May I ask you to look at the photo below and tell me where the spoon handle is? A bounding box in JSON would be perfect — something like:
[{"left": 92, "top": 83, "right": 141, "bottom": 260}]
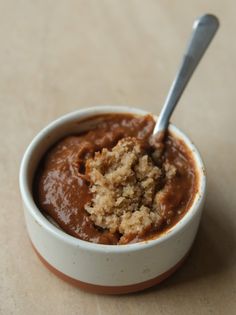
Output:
[{"left": 153, "top": 14, "right": 219, "bottom": 136}]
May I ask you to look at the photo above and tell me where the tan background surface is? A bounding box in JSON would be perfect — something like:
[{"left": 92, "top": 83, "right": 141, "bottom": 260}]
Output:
[{"left": 0, "top": 0, "right": 235, "bottom": 314}]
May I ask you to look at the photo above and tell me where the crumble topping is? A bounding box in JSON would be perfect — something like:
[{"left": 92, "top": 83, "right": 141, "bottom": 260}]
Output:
[{"left": 85, "top": 137, "right": 176, "bottom": 242}]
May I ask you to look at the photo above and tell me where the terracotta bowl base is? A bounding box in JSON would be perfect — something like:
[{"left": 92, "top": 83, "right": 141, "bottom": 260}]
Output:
[{"left": 32, "top": 244, "right": 187, "bottom": 294}]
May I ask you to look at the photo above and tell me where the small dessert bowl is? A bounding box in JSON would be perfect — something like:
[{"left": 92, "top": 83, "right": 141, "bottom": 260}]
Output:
[{"left": 19, "top": 105, "right": 206, "bottom": 294}]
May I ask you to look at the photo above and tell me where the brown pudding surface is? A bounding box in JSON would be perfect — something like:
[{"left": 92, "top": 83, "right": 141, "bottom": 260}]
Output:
[{"left": 34, "top": 114, "right": 198, "bottom": 245}]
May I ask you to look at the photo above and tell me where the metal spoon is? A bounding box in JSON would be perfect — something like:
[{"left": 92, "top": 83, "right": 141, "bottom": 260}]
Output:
[{"left": 152, "top": 14, "right": 219, "bottom": 151}]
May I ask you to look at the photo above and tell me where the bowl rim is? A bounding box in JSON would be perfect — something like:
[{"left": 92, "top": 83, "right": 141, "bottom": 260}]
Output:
[{"left": 19, "top": 105, "right": 206, "bottom": 253}]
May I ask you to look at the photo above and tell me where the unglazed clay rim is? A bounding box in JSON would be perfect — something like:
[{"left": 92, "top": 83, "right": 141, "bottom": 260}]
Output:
[
  {"left": 32, "top": 242, "right": 189, "bottom": 294},
  {"left": 19, "top": 105, "right": 206, "bottom": 253}
]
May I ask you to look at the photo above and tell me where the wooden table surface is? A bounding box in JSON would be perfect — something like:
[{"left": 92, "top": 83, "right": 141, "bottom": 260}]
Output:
[{"left": 1, "top": 1, "right": 236, "bottom": 314}]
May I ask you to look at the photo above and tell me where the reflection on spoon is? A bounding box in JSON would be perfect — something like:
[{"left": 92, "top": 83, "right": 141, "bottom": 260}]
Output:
[{"left": 151, "top": 14, "right": 219, "bottom": 157}]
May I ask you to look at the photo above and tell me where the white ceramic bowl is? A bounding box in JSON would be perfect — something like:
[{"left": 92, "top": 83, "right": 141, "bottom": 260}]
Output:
[{"left": 19, "top": 105, "right": 206, "bottom": 294}]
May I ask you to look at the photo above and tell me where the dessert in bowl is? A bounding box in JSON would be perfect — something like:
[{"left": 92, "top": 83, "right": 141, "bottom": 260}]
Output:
[{"left": 19, "top": 105, "right": 206, "bottom": 294}]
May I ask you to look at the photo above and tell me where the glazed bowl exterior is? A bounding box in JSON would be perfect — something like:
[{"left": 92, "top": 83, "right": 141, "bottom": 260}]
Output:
[{"left": 19, "top": 106, "right": 206, "bottom": 294}]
